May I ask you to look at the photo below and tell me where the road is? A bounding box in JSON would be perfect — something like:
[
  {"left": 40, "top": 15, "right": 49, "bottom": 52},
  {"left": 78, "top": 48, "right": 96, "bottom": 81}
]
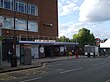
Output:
[{"left": 1, "top": 56, "right": 110, "bottom": 82}]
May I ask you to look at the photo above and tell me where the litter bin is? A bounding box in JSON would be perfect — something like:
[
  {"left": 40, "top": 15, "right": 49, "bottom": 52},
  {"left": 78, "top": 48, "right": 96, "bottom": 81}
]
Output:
[{"left": 11, "top": 55, "right": 17, "bottom": 67}]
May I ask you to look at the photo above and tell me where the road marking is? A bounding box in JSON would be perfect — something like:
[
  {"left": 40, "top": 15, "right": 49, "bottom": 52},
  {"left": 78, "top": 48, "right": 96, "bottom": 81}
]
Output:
[
  {"left": 105, "top": 60, "right": 109, "bottom": 62},
  {"left": 76, "top": 60, "right": 81, "bottom": 62},
  {"left": 92, "top": 62, "right": 106, "bottom": 67},
  {"left": 90, "top": 59, "right": 93, "bottom": 60},
  {"left": 47, "top": 65, "right": 53, "bottom": 67},
  {"left": 56, "top": 69, "right": 63, "bottom": 72},
  {"left": 20, "top": 77, "right": 43, "bottom": 82},
  {"left": 60, "top": 67, "right": 83, "bottom": 74},
  {"left": 56, "top": 64, "right": 61, "bottom": 65},
  {"left": 32, "top": 63, "right": 46, "bottom": 70}
]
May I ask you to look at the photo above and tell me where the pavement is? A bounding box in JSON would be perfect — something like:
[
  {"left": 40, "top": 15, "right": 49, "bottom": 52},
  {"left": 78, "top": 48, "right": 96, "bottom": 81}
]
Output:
[{"left": 0, "top": 56, "right": 77, "bottom": 73}]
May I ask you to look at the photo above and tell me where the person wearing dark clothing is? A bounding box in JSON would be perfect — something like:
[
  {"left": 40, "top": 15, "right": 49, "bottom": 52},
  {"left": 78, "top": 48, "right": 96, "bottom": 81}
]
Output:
[{"left": 7, "top": 50, "right": 12, "bottom": 63}]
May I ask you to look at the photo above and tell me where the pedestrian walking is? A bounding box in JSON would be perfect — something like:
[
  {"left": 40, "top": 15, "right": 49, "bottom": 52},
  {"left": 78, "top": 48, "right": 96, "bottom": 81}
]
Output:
[{"left": 75, "top": 49, "right": 79, "bottom": 59}]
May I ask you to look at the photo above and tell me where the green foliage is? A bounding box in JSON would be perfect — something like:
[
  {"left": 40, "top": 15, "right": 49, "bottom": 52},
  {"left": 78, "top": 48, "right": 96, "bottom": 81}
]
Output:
[
  {"left": 72, "top": 28, "right": 95, "bottom": 46},
  {"left": 58, "top": 36, "right": 70, "bottom": 42}
]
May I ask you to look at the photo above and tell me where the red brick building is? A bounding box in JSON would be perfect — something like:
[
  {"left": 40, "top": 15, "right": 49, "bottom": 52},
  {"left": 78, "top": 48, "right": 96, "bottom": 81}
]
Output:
[
  {"left": 0, "top": 0, "right": 58, "bottom": 40},
  {"left": 0, "top": 0, "right": 58, "bottom": 60}
]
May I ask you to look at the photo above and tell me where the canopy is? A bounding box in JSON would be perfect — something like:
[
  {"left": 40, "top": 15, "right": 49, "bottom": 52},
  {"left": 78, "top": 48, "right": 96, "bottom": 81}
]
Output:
[
  {"left": 19, "top": 41, "right": 79, "bottom": 46},
  {"left": 100, "top": 38, "right": 110, "bottom": 48}
]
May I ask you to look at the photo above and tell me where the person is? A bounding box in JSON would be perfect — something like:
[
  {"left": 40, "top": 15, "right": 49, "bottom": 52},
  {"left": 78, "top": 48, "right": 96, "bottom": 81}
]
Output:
[
  {"left": 71, "top": 49, "right": 74, "bottom": 55},
  {"left": 7, "top": 50, "right": 12, "bottom": 63},
  {"left": 75, "top": 49, "right": 79, "bottom": 59}
]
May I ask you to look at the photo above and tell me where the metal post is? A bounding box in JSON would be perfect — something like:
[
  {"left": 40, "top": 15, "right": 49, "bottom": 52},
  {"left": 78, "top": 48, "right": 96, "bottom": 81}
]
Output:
[
  {"left": 13, "top": 0, "right": 16, "bottom": 56},
  {"left": 26, "top": 0, "right": 29, "bottom": 41},
  {"left": 0, "top": 16, "right": 3, "bottom": 67},
  {"left": 0, "top": 35, "right": 1, "bottom": 67}
]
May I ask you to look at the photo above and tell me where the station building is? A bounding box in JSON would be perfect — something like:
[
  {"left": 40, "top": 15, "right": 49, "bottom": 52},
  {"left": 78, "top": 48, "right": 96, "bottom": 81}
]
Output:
[{"left": 0, "top": 0, "right": 78, "bottom": 62}]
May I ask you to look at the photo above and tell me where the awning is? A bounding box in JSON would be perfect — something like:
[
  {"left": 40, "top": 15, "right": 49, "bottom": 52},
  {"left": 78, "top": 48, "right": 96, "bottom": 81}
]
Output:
[
  {"left": 19, "top": 41, "right": 79, "bottom": 46},
  {"left": 100, "top": 38, "right": 110, "bottom": 48}
]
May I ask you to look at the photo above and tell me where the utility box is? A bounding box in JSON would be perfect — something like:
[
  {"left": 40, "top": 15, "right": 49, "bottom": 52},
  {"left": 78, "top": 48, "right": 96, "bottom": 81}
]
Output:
[{"left": 20, "top": 44, "right": 31, "bottom": 65}]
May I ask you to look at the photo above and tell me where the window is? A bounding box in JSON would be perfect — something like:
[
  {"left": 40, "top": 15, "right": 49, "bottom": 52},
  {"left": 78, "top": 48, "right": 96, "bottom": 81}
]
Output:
[
  {"left": 31, "top": 5, "right": 36, "bottom": 15},
  {"left": 16, "top": 1, "right": 18, "bottom": 11},
  {"left": 15, "top": 19, "right": 27, "bottom": 30},
  {"left": 16, "top": 1, "right": 26, "bottom": 13},
  {"left": 28, "top": 4, "right": 37, "bottom": 15},
  {"left": 28, "top": 21, "right": 38, "bottom": 32},
  {"left": 0, "top": 0, "right": 38, "bottom": 16},
  {"left": 0, "top": 0, "right": 4, "bottom": 8},
  {"left": 0, "top": 16, "right": 4, "bottom": 28},
  {"left": 4, "top": 0, "right": 13, "bottom": 10},
  {"left": 27, "top": 5, "right": 31, "bottom": 14},
  {"left": 4, "top": 17, "right": 14, "bottom": 29},
  {"left": 19, "top": 2, "right": 25, "bottom": 12}
]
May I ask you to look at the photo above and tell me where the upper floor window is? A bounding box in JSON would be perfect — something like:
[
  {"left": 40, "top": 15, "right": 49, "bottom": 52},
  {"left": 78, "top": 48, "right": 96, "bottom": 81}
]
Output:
[
  {"left": 4, "top": 0, "right": 13, "bottom": 10},
  {"left": 31, "top": 5, "right": 36, "bottom": 15},
  {"left": 16, "top": 1, "right": 26, "bottom": 13},
  {"left": 28, "top": 4, "right": 37, "bottom": 15},
  {"left": 0, "top": 0, "right": 38, "bottom": 16},
  {"left": 0, "top": 0, "right": 4, "bottom": 8}
]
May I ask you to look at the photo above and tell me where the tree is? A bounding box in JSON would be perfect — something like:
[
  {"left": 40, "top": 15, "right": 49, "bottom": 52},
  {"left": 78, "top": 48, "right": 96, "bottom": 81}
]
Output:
[
  {"left": 72, "top": 28, "right": 95, "bottom": 46},
  {"left": 58, "top": 36, "right": 70, "bottom": 42}
]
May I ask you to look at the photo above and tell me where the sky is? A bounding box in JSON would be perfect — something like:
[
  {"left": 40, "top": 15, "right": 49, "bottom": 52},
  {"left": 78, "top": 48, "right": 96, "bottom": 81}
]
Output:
[{"left": 58, "top": 0, "right": 110, "bottom": 40}]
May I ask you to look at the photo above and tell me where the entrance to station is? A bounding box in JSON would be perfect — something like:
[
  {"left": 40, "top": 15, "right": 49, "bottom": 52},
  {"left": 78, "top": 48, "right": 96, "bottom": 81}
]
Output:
[
  {"left": 2, "top": 38, "right": 13, "bottom": 61},
  {"left": 45, "top": 45, "right": 60, "bottom": 57}
]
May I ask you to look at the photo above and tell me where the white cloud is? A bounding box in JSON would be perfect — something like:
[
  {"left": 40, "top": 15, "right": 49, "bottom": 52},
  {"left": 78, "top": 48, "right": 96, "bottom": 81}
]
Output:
[
  {"left": 59, "top": 21, "right": 108, "bottom": 39},
  {"left": 79, "top": 0, "right": 110, "bottom": 22},
  {"left": 58, "top": 0, "right": 79, "bottom": 16},
  {"left": 59, "top": 22, "right": 86, "bottom": 38}
]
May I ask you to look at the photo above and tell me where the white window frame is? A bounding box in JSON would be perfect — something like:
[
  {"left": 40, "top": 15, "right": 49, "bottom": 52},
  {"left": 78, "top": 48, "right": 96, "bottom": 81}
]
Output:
[
  {"left": 28, "top": 21, "right": 38, "bottom": 32},
  {"left": 28, "top": 4, "right": 37, "bottom": 16},
  {"left": 31, "top": 4, "right": 36, "bottom": 15},
  {"left": 3, "top": 0, "right": 13, "bottom": 10},
  {"left": 3, "top": 17, "right": 14, "bottom": 29},
  {"left": 0, "top": 16, "right": 4, "bottom": 28},
  {"left": 15, "top": 18, "right": 27, "bottom": 31},
  {"left": 0, "top": 0, "right": 38, "bottom": 16},
  {"left": 16, "top": 1, "right": 26, "bottom": 13},
  {"left": 27, "top": 4, "right": 31, "bottom": 14}
]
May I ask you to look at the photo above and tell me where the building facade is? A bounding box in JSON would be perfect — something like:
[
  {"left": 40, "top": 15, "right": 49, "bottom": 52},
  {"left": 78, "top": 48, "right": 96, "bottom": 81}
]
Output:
[{"left": 0, "top": 0, "right": 58, "bottom": 60}]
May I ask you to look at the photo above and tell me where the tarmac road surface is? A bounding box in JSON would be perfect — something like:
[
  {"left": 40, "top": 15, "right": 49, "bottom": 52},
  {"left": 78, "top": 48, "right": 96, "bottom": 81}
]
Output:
[{"left": 1, "top": 56, "right": 110, "bottom": 82}]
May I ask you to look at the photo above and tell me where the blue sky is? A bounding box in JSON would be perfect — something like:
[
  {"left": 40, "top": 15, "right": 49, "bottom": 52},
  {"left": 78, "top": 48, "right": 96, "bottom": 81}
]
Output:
[{"left": 58, "top": 0, "right": 110, "bottom": 39}]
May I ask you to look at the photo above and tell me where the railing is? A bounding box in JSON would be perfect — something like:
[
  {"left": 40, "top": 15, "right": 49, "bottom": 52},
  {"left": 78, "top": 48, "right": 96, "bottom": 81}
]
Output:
[{"left": 19, "top": 34, "right": 59, "bottom": 42}]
